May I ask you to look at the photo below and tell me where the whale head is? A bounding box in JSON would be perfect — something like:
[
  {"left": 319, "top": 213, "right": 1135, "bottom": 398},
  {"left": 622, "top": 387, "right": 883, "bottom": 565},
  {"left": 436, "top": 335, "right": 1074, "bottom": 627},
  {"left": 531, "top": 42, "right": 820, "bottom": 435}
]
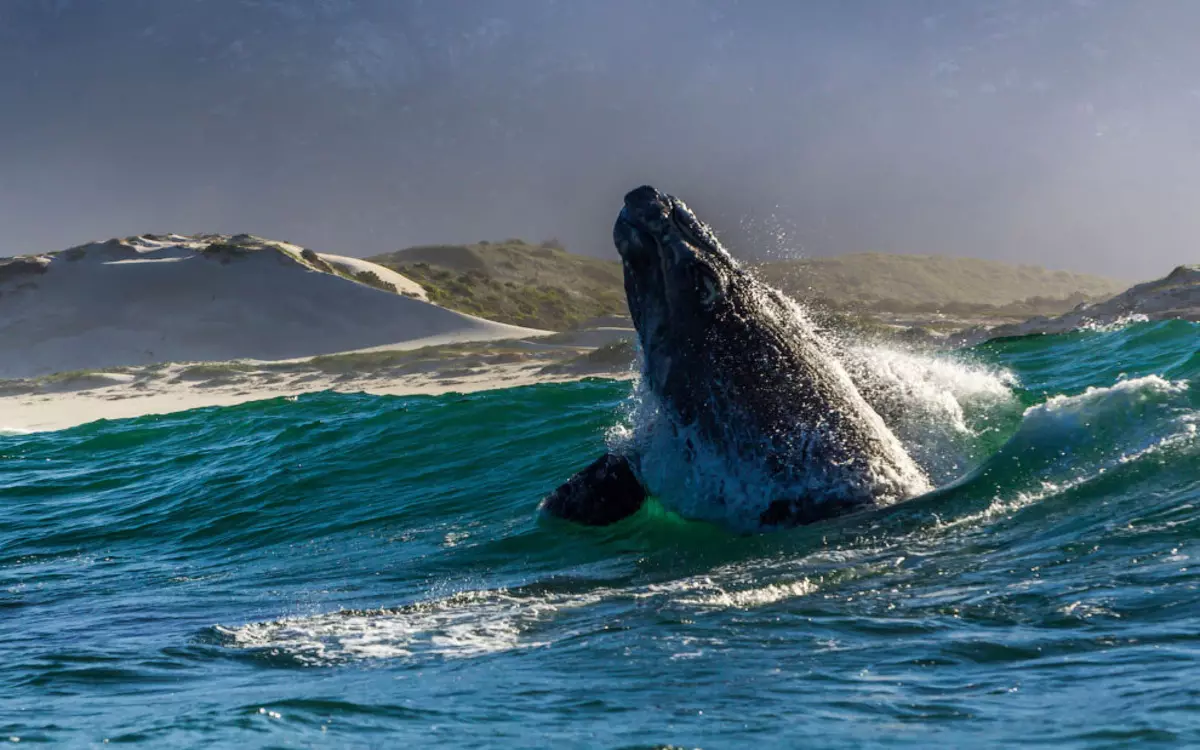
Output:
[{"left": 613, "top": 185, "right": 759, "bottom": 425}]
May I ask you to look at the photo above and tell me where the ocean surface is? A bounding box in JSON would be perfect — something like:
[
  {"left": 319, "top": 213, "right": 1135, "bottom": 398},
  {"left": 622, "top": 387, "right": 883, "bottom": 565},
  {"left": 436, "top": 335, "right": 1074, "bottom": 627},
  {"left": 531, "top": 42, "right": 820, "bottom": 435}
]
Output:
[{"left": 2, "top": 319, "right": 1198, "bottom": 748}]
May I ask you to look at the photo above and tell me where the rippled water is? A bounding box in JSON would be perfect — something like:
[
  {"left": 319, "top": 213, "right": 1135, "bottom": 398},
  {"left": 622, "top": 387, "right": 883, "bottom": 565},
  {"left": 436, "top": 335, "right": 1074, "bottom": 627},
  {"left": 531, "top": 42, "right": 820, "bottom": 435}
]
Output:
[{"left": 2, "top": 320, "right": 1198, "bottom": 747}]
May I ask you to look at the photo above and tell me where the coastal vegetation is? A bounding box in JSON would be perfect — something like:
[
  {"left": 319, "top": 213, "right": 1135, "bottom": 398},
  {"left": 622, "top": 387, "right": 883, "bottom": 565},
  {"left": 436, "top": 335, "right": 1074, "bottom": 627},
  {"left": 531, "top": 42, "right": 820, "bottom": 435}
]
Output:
[{"left": 370, "top": 242, "right": 1127, "bottom": 331}]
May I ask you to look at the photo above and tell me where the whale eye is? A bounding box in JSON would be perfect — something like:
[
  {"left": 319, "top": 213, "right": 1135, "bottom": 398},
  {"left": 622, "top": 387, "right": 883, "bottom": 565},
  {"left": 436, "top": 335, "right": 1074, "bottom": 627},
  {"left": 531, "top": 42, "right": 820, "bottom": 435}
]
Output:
[{"left": 697, "top": 268, "right": 723, "bottom": 308}]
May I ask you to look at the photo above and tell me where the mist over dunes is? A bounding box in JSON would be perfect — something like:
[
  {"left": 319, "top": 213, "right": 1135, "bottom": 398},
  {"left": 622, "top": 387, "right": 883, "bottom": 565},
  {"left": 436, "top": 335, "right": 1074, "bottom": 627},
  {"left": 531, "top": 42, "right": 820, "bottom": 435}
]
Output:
[
  {"left": 755, "top": 253, "right": 1126, "bottom": 311},
  {"left": 369, "top": 241, "right": 1128, "bottom": 330},
  {"left": 4, "top": 1, "right": 1200, "bottom": 278}
]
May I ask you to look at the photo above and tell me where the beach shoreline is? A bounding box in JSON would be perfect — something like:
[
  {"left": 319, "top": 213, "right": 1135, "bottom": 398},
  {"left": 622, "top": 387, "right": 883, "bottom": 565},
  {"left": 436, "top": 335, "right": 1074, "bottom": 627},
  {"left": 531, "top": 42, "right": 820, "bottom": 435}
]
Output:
[{"left": 0, "top": 348, "right": 635, "bottom": 433}]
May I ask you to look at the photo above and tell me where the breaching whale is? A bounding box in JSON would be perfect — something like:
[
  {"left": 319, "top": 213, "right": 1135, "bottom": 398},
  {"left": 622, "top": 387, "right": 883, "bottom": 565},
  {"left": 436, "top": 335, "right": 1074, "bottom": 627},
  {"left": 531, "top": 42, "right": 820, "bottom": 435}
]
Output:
[{"left": 542, "top": 186, "right": 931, "bottom": 531}]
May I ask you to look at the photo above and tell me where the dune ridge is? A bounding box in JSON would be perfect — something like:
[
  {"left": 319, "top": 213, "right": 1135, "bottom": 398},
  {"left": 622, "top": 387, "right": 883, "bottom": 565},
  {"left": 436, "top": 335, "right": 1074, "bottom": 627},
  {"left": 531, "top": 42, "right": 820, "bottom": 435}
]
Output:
[{"left": 0, "top": 234, "right": 550, "bottom": 380}]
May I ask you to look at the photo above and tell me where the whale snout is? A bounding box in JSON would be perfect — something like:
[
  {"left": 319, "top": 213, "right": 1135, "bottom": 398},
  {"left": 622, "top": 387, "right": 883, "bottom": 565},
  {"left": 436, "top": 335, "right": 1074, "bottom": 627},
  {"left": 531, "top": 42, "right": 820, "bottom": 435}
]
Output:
[
  {"left": 615, "top": 185, "right": 668, "bottom": 261},
  {"left": 621, "top": 185, "right": 672, "bottom": 229},
  {"left": 624, "top": 185, "right": 664, "bottom": 210}
]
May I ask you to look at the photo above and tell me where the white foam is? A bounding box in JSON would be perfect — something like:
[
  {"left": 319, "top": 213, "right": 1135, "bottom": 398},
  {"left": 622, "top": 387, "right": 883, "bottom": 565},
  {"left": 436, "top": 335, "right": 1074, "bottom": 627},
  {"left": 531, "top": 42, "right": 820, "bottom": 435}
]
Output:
[
  {"left": 218, "top": 567, "right": 829, "bottom": 664},
  {"left": 836, "top": 341, "right": 1018, "bottom": 481},
  {"left": 670, "top": 578, "right": 818, "bottom": 608},
  {"left": 216, "top": 588, "right": 604, "bottom": 665},
  {"left": 1026, "top": 374, "right": 1187, "bottom": 421},
  {"left": 932, "top": 479, "right": 1078, "bottom": 533},
  {"left": 1079, "top": 313, "right": 1152, "bottom": 332}
]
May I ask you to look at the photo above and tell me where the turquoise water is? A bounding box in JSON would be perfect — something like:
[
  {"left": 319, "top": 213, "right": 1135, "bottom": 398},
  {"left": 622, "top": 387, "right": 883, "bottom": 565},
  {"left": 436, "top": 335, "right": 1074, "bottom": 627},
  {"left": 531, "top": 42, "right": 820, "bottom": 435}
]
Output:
[{"left": 2, "top": 320, "right": 1198, "bottom": 748}]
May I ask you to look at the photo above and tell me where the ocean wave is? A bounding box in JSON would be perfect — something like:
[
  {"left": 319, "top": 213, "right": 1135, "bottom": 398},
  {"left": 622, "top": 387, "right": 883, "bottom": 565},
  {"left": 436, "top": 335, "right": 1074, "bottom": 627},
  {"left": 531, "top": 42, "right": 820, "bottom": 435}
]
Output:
[
  {"left": 999, "top": 374, "right": 1195, "bottom": 474},
  {"left": 3, "top": 320, "right": 1199, "bottom": 746}
]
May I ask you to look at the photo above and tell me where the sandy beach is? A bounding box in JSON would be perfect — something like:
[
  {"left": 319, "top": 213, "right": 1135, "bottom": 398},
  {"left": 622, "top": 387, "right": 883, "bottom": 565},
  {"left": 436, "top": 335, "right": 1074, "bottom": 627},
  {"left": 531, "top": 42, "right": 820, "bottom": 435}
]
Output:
[{"left": 0, "top": 351, "right": 634, "bottom": 433}]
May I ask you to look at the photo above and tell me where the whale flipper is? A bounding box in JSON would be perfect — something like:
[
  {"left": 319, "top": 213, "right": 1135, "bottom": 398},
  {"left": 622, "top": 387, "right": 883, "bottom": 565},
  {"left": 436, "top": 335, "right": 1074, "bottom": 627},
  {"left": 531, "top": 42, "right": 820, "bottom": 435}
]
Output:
[{"left": 540, "top": 453, "right": 647, "bottom": 526}]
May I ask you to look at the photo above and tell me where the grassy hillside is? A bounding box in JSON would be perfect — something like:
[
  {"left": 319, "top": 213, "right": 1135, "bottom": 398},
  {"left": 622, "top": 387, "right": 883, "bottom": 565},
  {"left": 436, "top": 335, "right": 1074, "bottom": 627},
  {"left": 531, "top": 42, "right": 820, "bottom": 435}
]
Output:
[
  {"left": 370, "top": 242, "right": 1126, "bottom": 331},
  {"left": 369, "top": 240, "right": 626, "bottom": 330}
]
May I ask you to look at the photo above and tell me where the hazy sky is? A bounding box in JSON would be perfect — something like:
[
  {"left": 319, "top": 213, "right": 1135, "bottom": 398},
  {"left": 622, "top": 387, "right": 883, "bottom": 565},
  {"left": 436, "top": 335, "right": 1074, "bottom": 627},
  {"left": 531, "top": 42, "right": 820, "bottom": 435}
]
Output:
[{"left": 2, "top": 0, "right": 1198, "bottom": 278}]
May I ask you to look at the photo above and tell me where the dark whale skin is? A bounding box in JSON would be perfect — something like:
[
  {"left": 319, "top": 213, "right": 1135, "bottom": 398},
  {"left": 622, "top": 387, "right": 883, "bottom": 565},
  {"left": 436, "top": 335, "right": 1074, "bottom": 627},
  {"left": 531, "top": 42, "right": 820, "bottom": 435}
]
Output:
[{"left": 540, "top": 453, "right": 645, "bottom": 526}]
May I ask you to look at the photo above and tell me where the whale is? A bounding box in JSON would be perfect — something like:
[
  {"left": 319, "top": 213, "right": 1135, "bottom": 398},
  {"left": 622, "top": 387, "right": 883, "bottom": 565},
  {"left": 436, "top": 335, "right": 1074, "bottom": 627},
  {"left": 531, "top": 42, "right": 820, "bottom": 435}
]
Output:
[{"left": 542, "top": 186, "right": 931, "bottom": 531}]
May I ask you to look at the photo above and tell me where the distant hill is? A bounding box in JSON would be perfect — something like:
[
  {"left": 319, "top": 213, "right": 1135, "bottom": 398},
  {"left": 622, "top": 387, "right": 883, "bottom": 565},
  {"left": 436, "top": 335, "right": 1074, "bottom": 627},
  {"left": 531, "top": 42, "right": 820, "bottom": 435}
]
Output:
[
  {"left": 759, "top": 253, "right": 1126, "bottom": 314},
  {"left": 369, "top": 240, "right": 626, "bottom": 331},
  {"left": 370, "top": 242, "right": 1126, "bottom": 331},
  {"left": 954, "top": 264, "right": 1200, "bottom": 346}
]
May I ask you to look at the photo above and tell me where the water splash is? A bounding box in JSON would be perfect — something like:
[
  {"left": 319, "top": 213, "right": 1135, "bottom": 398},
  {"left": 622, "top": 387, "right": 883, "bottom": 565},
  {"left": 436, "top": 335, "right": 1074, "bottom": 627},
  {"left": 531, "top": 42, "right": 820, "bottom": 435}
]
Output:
[
  {"left": 610, "top": 294, "right": 1021, "bottom": 527},
  {"left": 838, "top": 341, "right": 1019, "bottom": 481}
]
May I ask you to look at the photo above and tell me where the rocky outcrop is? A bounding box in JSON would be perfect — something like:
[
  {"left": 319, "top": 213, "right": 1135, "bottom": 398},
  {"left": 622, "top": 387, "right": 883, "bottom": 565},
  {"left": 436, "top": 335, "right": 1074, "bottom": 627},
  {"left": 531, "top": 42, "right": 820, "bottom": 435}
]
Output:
[{"left": 957, "top": 265, "right": 1199, "bottom": 345}]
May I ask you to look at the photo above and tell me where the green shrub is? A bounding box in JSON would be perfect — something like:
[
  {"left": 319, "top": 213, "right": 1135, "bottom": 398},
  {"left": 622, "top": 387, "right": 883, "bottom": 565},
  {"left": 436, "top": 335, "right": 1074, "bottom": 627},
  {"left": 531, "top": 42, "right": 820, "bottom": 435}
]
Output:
[{"left": 352, "top": 269, "right": 397, "bottom": 293}]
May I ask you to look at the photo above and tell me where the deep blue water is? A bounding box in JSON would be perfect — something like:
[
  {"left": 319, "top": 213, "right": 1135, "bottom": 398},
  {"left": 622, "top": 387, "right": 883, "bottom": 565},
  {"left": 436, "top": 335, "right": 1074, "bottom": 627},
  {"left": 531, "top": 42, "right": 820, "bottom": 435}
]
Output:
[{"left": 2, "top": 320, "right": 1198, "bottom": 748}]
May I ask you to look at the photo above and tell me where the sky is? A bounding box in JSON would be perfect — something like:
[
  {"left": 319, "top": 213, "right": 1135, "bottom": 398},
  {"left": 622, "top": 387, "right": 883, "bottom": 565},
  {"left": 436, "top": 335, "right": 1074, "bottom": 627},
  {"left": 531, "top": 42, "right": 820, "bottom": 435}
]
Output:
[{"left": 1, "top": 0, "right": 1198, "bottom": 279}]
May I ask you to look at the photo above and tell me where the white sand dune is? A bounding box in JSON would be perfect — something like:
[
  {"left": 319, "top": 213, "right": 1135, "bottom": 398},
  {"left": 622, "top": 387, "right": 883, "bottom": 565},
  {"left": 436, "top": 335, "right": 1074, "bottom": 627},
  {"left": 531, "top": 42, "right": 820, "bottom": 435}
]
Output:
[
  {"left": 316, "top": 253, "right": 429, "bottom": 300},
  {"left": 0, "top": 234, "right": 549, "bottom": 379}
]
